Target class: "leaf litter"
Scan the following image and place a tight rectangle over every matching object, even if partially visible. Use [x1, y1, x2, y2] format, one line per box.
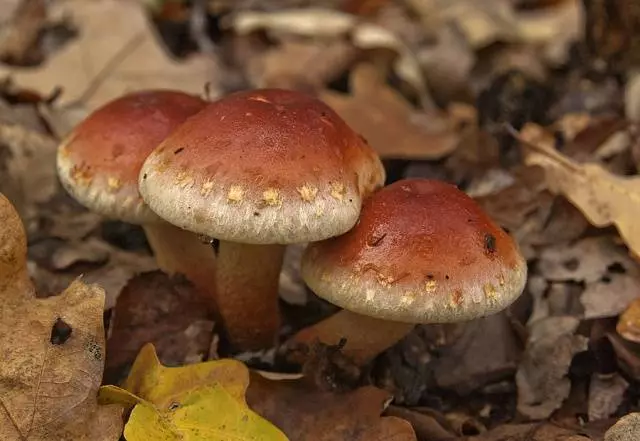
[2, 0, 640, 440]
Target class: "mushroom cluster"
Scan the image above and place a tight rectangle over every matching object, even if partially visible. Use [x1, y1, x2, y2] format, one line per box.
[57, 87, 527, 358]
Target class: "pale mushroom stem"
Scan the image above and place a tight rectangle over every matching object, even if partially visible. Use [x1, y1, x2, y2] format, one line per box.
[216, 241, 286, 351]
[142, 223, 218, 309]
[288, 309, 415, 365]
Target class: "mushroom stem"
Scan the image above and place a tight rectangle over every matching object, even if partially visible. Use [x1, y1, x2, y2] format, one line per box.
[216, 241, 285, 351]
[288, 309, 414, 365]
[142, 223, 217, 309]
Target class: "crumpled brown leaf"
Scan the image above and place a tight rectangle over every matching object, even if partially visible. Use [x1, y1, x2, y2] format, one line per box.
[0, 193, 123, 440]
[605, 413, 640, 441]
[516, 316, 588, 420]
[105, 271, 214, 384]
[246, 373, 417, 441]
[0, 0, 219, 111]
[321, 64, 459, 160]
[518, 123, 640, 258]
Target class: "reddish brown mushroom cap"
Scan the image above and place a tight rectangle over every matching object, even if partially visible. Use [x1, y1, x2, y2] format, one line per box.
[57, 90, 206, 224]
[139, 88, 385, 244]
[301, 179, 527, 323]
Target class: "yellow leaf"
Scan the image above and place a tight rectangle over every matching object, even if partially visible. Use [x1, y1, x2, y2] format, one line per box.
[518, 123, 640, 258]
[102, 344, 289, 441]
[0, 193, 123, 441]
[122, 343, 248, 408]
[124, 385, 289, 441]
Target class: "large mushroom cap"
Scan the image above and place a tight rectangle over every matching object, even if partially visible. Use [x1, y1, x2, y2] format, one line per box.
[57, 90, 206, 224]
[302, 178, 527, 323]
[138, 88, 385, 244]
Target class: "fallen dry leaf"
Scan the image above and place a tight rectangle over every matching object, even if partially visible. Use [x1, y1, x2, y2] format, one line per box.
[0, 0, 218, 111]
[0, 193, 123, 440]
[105, 271, 214, 383]
[0, 119, 58, 223]
[518, 123, 640, 258]
[466, 422, 591, 440]
[605, 413, 640, 441]
[516, 316, 588, 420]
[229, 8, 431, 103]
[246, 373, 417, 441]
[617, 298, 640, 343]
[101, 344, 288, 441]
[321, 64, 459, 160]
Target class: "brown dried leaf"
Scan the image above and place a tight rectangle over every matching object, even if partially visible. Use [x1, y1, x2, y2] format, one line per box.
[519, 123, 640, 258]
[617, 298, 640, 343]
[605, 413, 640, 441]
[105, 271, 214, 383]
[466, 422, 591, 440]
[320, 64, 459, 159]
[516, 316, 588, 420]
[246, 374, 417, 441]
[0, 0, 218, 111]
[0, 193, 123, 440]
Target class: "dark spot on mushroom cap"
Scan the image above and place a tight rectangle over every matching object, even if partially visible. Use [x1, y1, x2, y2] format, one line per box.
[484, 233, 497, 254]
[174, 147, 184, 155]
[51, 318, 72, 345]
[143, 173, 148, 180]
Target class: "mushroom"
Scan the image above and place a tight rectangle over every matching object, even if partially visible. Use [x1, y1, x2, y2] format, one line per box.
[289, 178, 527, 365]
[138, 88, 385, 351]
[56, 90, 218, 307]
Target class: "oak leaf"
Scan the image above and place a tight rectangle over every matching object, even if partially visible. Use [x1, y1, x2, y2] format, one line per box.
[518, 123, 640, 258]
[100, 344, 288, 441]
[320, 64, 459, 160]
[246, 373, 417, 441]
[0, 193, 123, 440]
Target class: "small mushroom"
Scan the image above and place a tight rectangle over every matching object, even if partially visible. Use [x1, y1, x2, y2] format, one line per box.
[139, 88, 385, 351]
[290, 178, 527, 365]
[56, 90, 218, 307]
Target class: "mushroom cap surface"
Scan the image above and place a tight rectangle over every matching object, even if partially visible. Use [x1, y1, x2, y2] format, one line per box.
[57, 90, 206, 224]
[302, 178, 527, 323]
[139, 88, 385, 244]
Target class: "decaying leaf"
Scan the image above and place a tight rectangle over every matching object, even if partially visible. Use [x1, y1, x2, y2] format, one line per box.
[0, 120, 58, 222]
[0, 193, 123, 440]
[0, 0, 218, 111]
[617, 298, 640, 343]
[516, 316, 588, 420]
[537, 236, 640, 319]
[605, 413, 640, 441]
[246, 373, 417, 441]
[467, 422, 591, 440]
[105, 271, 214, 383]
[101, 344, 288, 441]
[229, 8, 432, 106]
[321, 64, 459, 160]
[519, 123, 640, 258]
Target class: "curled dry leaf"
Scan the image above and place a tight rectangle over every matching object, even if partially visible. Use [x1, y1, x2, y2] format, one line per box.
[229, 8, 431, 105]
[105, 271, 214, 383]
[0, 193, 123, 440]
[246, 373, 417, 441]
[617, 298, 640, 343]
[516, 316, 588, 420]
[320, 64, 459, 160]
[0, 0, 219, 111]
[100, 344, 288, 441]
[518, 123, 640, 258]
[605, 413, 640, 441]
